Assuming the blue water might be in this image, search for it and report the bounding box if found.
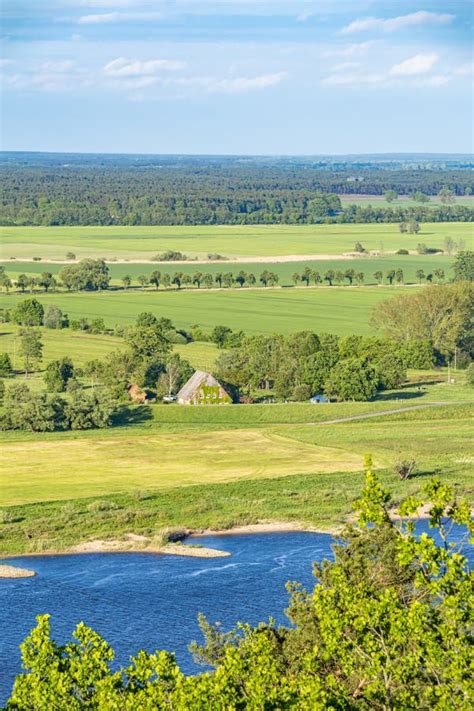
[1,524,471,703]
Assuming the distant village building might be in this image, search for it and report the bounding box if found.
[176,370,232,405]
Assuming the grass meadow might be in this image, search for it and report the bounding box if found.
[0,286,419,335]
[1,222,471,260]
[0,400,471,554]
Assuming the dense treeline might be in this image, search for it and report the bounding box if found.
[7,474,473,709]
[1,160,473,225]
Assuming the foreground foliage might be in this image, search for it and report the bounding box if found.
[6,470,473,709]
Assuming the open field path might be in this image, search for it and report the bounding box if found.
[282,400,472,427]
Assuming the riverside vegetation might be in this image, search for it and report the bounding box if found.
[5,470,473,709]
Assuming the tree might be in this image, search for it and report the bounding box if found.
[59,259,110,291]
[202,273,214,289]
[211,325,232,348]
[444,236,455,254]
[66,251,76,260]
[374,270,383,284]
[16,274,29,292]
[44,358,75,392]
[354,241,366,253]
[65,388,118,430]
[157,354,193,398]
[214,272,223,288]
[19,329,43,376]
[222,272,234,288]
[324,270,335,286]
[0,272,12,292]
[374,352,406,390]
[395,268,404,284]
[43,305,66,329]
[386,269,395,285]
[0,383,66,432]
[398,222,407,233]
[137,274,148,289]
[247,273,256,287]
[344,268,355,285]
[434,268,445,283]
[371,282,474,359]
[312,271,321,286]
[408,220,420,234]
[161,273,171,288]
[121,275,131,289]
[83,359,105,389]
[415,268,425,283]
[355,272,364,285]
[438,186,456,204]
[301,267,311,287]
[38,272,55,292]
[149,270,161,289]
[235,271,246,288]
[292,272,300,285]
[453,250,474,281]
[324,357,378,401]
[334,270,344,285]
[12,298,44,327]
[0,352,13,376]
[412,191,430,203]
[172,272,183,289]
[384,189,397,202]
[192,272,204,289]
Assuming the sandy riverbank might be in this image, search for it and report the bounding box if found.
[0,564,36,578]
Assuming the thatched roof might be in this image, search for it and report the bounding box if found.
[177,370,226,402]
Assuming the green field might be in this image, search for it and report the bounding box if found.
[0,254,455,286]
[1,222,471,260]
[0,286,420,335]
[0,400,472,553]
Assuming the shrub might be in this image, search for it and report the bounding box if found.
[11,298,44,326]
[396,248,409,255]
[393,458,417,480]
[87,500,119,513]
[292,384,311,401]
[466,363,474,386]
[0,353,13,376]
[43,305,66,329]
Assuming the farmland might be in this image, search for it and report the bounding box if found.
[0,286,420,336]
[1,222,471,260]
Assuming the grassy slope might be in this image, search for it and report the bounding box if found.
[0,403,471,554]
[0,254,455,286]
[1,222,471,259]
[0,286,420,335]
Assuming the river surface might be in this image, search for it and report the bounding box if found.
[1,525,472,703]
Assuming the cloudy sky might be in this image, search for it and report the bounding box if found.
[1,0,472,154]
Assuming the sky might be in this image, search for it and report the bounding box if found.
[1,0,473,154]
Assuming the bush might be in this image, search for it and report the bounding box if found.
[292,384,311,401]
[466,363,474,386]
[393,458,417,480]
[87,500,119,513]
[396,248,409,255]
[43,305,66,329]
[0,353,13,376]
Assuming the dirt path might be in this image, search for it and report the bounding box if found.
[304,401,468,427]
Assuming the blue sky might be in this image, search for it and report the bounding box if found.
[1,1,472,154]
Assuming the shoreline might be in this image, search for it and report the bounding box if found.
[1,521,333,562]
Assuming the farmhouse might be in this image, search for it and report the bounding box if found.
[177,370,232,405]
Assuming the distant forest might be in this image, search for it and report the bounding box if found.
[1,153,473,226]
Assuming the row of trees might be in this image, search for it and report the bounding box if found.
[8,472,472,708]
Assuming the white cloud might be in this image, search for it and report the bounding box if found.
[296,12,313,22]
[342,11,454,34]
[103,57,186,76]
[389,53,438,76]
[206,72,287,93]
[331,61,361,72]
[454,62,474,77]
[78,11,163,24]
[40,61,75,73]
[324,41,377,58]
[322,72,382,87]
